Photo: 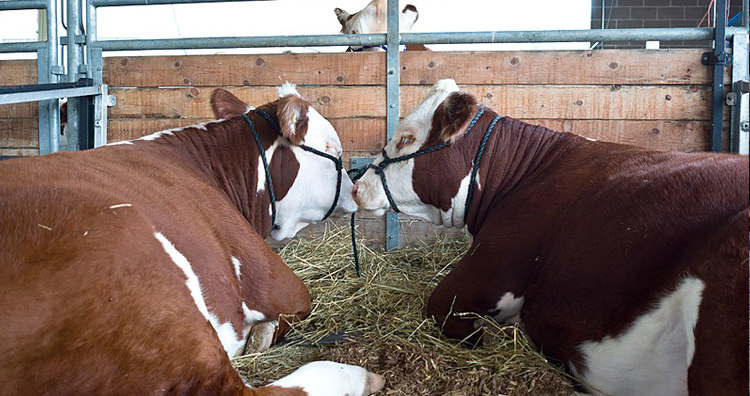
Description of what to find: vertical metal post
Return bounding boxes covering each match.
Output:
[729,33,749,154]
[743,0,748,28]
[85,0,97,81]
[37,0,61,155]
[87,0,107,147]
[710,0,727,152]
[66,0,84,150]
[37,47,54,155]
[385,0,400,250]
[46,0,61,153]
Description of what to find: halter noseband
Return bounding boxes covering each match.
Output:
[242,109,344,233]
[359,107,502,223]
[348,107,503,274]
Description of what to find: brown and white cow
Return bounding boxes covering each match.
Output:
[334,0,427,52]
[352,79,749,395]
[0,84,384,396]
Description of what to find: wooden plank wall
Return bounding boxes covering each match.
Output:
[0,49,726,246]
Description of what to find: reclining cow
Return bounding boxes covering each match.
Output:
[352,79,748,396]
[334,0,428,52]
[0,84,384,396]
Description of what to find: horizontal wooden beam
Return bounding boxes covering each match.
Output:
[107,118,386,152]
[99,50,715,87]
[0,147,37,157]
[400,49,715,86]
[0,118,714,153]
[0,118,37,147]
[97,84,710,121]
[0,60,36,85]
[3,50,723,88]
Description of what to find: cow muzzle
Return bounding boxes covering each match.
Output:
[352,176,389,215]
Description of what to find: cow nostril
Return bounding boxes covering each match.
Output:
[351,185,358,196]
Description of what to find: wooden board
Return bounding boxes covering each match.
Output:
[1,50,727,89]
[0,118,37,147]
[104,53,386,87]
[102,50,713,87]
[107,86,384,119]
[0,118,710,153]
[105,85,710,121]
[111,118,710,152]
[107,118,386,152]
[0,148,38,157]
[401,50,715,86]
[0,102,37,119]
[0,60,36,85]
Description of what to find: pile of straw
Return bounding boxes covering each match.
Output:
[232,224,574,395]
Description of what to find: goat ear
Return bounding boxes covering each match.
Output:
[275,95,309,145]
[334,7,350,26]
[400,4,419,31]
[210,88,250,119]
[430,91,480,143]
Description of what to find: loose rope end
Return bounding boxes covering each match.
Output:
[351,212,361,276]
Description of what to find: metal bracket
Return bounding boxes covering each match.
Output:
[0,82,103,105]
[701,50,731,66]
[350,157,375,170]
[60,34,86,45]
[727,92,738,106]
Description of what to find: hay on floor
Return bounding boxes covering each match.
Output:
[232,224,575,395]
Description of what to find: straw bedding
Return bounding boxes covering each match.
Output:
[232,224,575,395]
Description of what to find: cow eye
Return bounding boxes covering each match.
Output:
[398,135,415,149]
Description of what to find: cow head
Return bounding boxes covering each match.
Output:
[353,79,486,228]
[211,85,357,240]
[334,0,419,51]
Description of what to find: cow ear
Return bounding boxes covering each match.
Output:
[275,95,309,145]
[334,7,350,26]
[211,88,250,119]
[400,4,419,31]
[430,91,480,143]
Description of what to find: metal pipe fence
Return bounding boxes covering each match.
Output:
[88,27,745,52]
[0,0,47,10]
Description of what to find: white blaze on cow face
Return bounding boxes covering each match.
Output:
[354,79,464,225]
[334,0,419,51]
[271,84,357,241]
[572,277,705,396]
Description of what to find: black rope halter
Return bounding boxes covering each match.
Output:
[242,109,344,233]
[348,108,503,274]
